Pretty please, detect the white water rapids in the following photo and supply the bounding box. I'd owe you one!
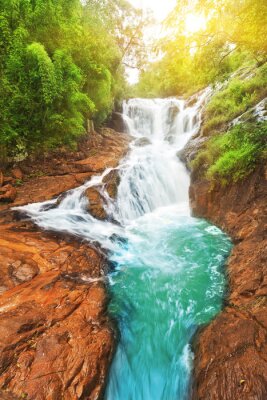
[16,89,232,400]
[17,90,210,243]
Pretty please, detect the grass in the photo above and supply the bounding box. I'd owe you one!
[202,63,267,134]
[191,122,267,184]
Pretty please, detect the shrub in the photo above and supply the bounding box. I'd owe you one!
[192,122,267,183]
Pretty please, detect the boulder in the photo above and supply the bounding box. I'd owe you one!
[103,169,120,199]
[85,187,107,220]
[85,170,121,220]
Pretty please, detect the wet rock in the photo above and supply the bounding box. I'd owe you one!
[178,135,208,169]
[85,187,107,220]
[103,169,121,199]
[191,166,267,399]
[0,129,130,211]
[0,286,8,295]
[85,170,121,220]
[108,112,128,133]
[167,105,180,124]
[185,92,199,108]
[0,184,17,202]
[135,137,152,147]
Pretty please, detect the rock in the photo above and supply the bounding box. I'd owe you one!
[0,129,130,210]
[0,271,114,400]
[85,187,107,220]
[0,286,8,295]
[85,170,121,220]
[11,167,23,180]
[10,261,39,283]
[0,126,130,399]
[0,391,20,400]
[185,92,200,108]
[135,137,152,147]
[0,184,17,202]
[3,176,13,184]
[103,169,120,199]
[0,197,114,400]
[108,112,128,133]
[178,135,208,169]
[0,171,3,187]
[167,105,180,124]
[190,166,267,399]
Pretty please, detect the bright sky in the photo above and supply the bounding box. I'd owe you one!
[128,0,177,22]
[126,1,206,84]
[127,0,177,84]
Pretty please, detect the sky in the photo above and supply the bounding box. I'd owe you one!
[128,0,177,22]
[126,0,177,84]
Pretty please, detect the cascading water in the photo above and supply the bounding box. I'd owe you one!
[17,90,232,400]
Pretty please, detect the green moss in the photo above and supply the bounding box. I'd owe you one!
[192,122,267,184]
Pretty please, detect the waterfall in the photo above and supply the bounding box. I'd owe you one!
[16,90,209,248]
[16,89,231,400]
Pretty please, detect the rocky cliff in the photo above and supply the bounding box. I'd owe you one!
[190,165,267,399]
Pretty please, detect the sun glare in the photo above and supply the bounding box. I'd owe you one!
[185,13,206,34]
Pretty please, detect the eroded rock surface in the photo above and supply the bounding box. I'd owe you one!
[190,166,267,400]
[0,128,130,399]
[85,169,121,220]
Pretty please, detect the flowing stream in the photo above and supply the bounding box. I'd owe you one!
[18,92,232,400]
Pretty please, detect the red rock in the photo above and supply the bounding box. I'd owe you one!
[85,187,107,220]
[103,169,120,199]
[0,129,130,211]
[11,167,23,180]
[3,176,13,184]
[0,171,3,187]
[0,127,130,399]
[0,184,17,202]
[190,166,267,399]
[0,271,114,400]
[0,391,19,399]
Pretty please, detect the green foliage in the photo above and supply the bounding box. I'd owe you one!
[136,0,267,98]
[192,122,267,183]
[0,0,137,160]
[203,63,267,133]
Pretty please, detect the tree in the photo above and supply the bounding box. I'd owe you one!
[136,0,267,97]
[0,0,132,158]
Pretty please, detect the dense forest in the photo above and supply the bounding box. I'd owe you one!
[0,0,145,161]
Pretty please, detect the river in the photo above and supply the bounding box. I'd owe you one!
[18,92,232,400]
